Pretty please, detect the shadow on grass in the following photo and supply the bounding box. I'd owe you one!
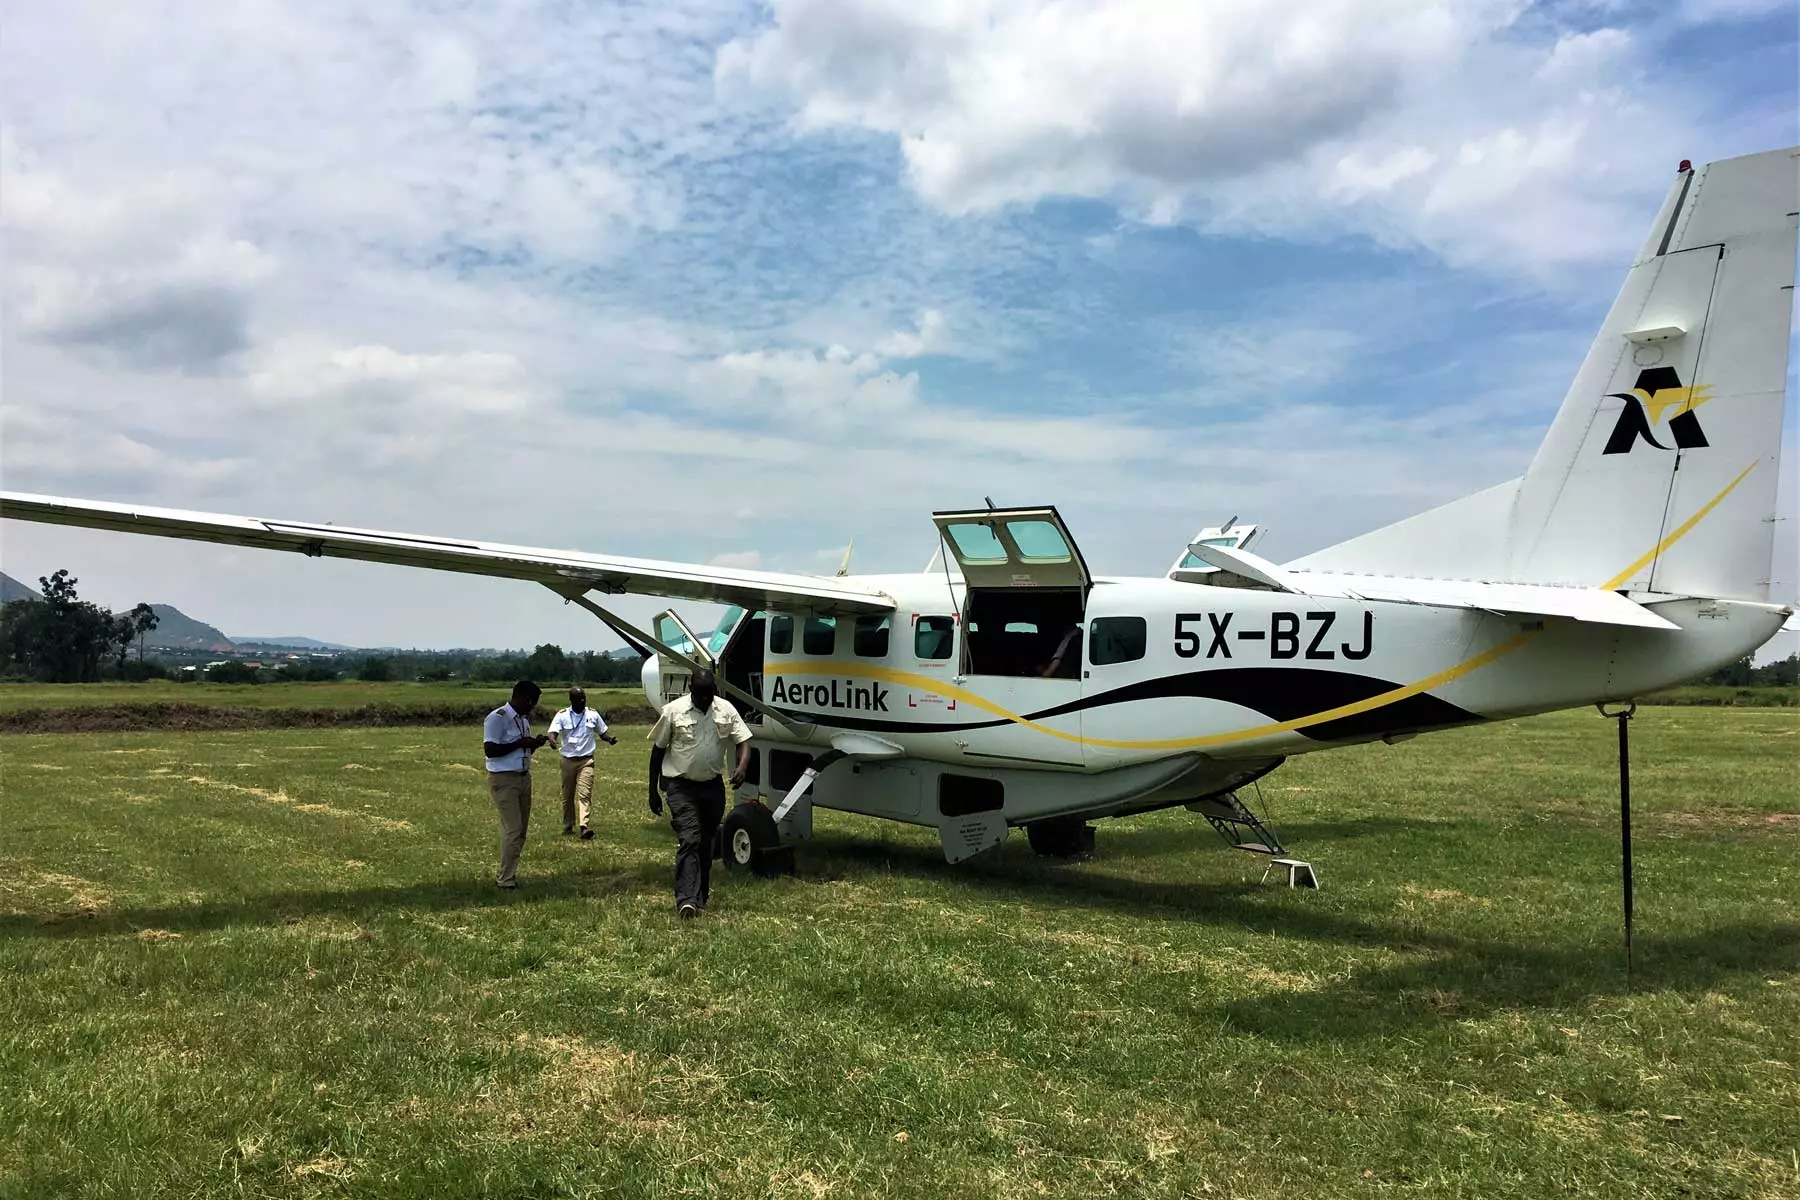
[1099,814,1443,858]
[797,833,1800,1039]
[0,860,670,941]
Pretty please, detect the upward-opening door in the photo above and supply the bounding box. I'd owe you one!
[930,507,1092,766]
[651,609,713,708]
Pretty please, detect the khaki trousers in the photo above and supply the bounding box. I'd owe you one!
[560,754,595,830]
[489,770,532,885]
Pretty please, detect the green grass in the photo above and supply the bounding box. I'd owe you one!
[1645,684,1798,707]
[0,681,643,714]
[1,709,1795,1198]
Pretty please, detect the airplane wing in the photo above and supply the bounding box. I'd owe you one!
[0,492,895,615]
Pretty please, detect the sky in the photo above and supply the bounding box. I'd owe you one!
[1,0,1796,658]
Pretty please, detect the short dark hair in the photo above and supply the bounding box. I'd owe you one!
[512,679,541,701]
[690,669,716,692]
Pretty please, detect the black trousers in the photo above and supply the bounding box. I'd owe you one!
[665,776,727,909]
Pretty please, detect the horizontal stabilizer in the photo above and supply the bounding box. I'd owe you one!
[1296,573,1681,630]
[1184,541,1676,629]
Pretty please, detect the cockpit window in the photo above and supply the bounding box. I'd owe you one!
[655,614,698,657]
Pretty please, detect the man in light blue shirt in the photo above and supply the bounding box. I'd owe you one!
[482,680,548,888]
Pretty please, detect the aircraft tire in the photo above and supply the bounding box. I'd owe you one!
[1026,817,1095,859]
[721,802,781,874]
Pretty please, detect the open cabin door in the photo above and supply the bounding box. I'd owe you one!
[651,609,713,708]
[930,507,1092,766]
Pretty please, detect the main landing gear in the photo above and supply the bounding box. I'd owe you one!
[717,801,794,877]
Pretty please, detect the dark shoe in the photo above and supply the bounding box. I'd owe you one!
[579,826,594,840]
[496,879,519,890]
[561,827,574,836]
[678,903,699,919]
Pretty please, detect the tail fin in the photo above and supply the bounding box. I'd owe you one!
[1507,147,1798,600]
[1286,148,1797,600]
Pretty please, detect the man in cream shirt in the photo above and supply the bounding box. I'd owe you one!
[647,669,753,918]
[547,685,618,839]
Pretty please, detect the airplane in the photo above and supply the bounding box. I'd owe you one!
[4,146,1796,893]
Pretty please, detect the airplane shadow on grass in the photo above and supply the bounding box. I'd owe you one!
[795,832,1800,1043]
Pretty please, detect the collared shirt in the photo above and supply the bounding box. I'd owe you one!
[483,702,535,773]
[649,694,753,780]
[549,706,609,757]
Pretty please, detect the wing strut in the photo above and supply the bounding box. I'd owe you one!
[541,582,814,735]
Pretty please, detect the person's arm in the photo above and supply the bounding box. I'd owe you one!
[647,746,667,814]
[646,712,672,814]
[483,712,537,758]
[725,707,754,788]
[594,712,617,746]
[546,713,563,751]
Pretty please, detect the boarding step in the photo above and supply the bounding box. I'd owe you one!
[1186,789,1287,856]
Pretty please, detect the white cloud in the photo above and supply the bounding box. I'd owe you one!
[718,1,1713,271]
[873,309,951,359]
[248,341,538,416]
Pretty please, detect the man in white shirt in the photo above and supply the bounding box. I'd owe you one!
[482,679,549,889]
[647,668,753,918]
[548,685,618,840]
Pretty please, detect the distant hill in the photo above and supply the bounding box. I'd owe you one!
[144,604,235,651]
[1,572,41,604]
[231,635,352,650]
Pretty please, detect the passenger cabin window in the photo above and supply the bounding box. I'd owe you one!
[853,615,891,657]
[768,615,794,655]
[803,615,837,655]
[915,616,954,660]
[1089,616,1147,665]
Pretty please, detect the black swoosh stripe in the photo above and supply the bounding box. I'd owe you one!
[769,667,1482,742]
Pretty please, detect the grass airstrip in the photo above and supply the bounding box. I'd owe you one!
[0,691,1794,1198]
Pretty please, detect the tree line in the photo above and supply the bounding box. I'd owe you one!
[0,571,645,686]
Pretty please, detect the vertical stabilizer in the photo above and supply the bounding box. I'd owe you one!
[1507,148,1798,600]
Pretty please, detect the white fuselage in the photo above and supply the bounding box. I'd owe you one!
[647,572,1787,831]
